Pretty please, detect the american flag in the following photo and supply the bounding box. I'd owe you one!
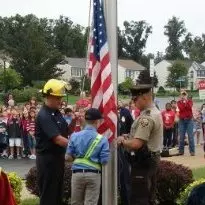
[87,0,117,142]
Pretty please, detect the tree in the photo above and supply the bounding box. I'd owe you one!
[81,75,91,93]
[137,69,158,87]
[0,68,22,91]
[164,16,186,60]
[53,16,86,57]
[183,33,205,63]
[69,79,80,95]
[0,14,64,85]
[118,27,127,58]
[154,51,165,64]
[120,21,152,66]
[166,61,188,89]
[118,77,134,95]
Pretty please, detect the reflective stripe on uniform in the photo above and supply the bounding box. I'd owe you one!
[73,134,103,170]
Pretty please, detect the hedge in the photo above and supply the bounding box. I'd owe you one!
[177,178,205,205]
[26,163,72,204]
[8,172,23,205]
[11,88,42,103]
[26,161,193,205]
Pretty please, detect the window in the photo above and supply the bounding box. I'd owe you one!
[125,70,135,79]
[71,68,84,77]
[190,71,194,78]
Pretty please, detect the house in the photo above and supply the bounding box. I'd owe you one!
[118,59,146,84]
[0,58,10,69]
[58,57,146,84]
[154,60,205,90]
[57,57,87,82]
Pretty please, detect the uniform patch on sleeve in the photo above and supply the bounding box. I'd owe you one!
[139,118,149,127]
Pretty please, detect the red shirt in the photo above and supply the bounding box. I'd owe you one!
[21,119,30,134]
[161,110,175,128]
[177,99,193,120]
[27,119,35,133]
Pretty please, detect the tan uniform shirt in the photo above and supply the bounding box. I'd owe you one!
[130,105,163,152]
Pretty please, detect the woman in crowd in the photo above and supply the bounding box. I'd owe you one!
[21,110,30,158]
[162,103,176,149]
[27,110,36,160]
[7,110,22,159]
[193,107,202,145]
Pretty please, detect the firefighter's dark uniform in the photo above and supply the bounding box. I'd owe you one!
[35,79,71,205]
[129,85,163,205]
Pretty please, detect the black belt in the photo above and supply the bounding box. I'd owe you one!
[72,169,101,174]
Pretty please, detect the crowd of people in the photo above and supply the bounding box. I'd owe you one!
[0,94,92,160]
[0,90,204,161]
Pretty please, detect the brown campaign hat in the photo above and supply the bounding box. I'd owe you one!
[130,84,152,97]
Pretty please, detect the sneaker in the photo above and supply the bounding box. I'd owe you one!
[178,152,184,156]
[17,155,22,160]
[29,154,36,160]
[190,153,195,156]
[1,153,8,159]
[8,155,14,160]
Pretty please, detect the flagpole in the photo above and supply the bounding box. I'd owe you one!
[102,0,118,205]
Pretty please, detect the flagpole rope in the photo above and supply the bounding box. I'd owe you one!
[81,0,92,96]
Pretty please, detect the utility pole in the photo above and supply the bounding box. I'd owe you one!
[103,0,118,205]
[3,59,6,93]
[150,59,154,93]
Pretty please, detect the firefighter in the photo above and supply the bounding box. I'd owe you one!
[36,79,71,205]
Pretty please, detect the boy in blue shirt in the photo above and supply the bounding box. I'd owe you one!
[66,108,110,205]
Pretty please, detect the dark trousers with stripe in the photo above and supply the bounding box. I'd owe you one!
[36,153,65,205]
[130,157,159,205]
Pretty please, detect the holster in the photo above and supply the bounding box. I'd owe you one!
[126,145,154,168]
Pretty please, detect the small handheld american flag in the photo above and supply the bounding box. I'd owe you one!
[87,0,117,142]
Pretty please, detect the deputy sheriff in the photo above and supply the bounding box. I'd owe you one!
[117,84,163,205]
[66,108,110,205]
[36,79,71,205]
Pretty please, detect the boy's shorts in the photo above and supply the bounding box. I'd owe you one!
[28,136,36,149]
[9,138,22,147]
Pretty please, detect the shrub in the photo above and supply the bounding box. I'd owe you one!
[11,87,42,103]
[156,161,194,204]
[157,86,166,94]
[32,81,46,89]
[8,172,23,205]
[26,163,72,204]
[118,77,133,95]
[69,79,80,95]
[177,178,205,205]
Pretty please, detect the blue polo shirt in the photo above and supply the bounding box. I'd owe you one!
[66,125,110,170]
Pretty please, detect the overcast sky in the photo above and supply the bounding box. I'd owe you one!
[1,0,205,54]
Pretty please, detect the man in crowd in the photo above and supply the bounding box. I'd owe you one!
[177,91,195,156]
[66,108,110,205]
[36,79,71,205]
[117,84,163,205]
[118,101,134,205]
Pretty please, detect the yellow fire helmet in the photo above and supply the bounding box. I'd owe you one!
[42,79,72,97]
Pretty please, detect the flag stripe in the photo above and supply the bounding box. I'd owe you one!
[87,0,117,142]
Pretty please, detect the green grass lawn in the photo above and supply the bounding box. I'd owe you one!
[21,198,39,205]
[192,167,205,180]
[63,95,80,105]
